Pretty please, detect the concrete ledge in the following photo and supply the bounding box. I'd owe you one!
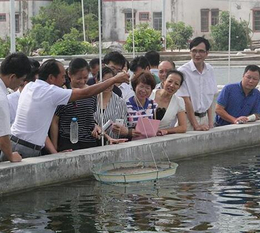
[1,122,260,195]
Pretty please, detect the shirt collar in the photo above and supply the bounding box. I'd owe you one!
[0,78,8,95]
[189,59,209,73]
[239,81,255,96]
[129,96,150,110]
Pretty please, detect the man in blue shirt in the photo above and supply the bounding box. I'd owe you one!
[215,65,260,126]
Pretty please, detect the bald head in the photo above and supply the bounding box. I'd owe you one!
[158,61,174,83]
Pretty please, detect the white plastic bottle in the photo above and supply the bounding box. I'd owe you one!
[70,117,78,144]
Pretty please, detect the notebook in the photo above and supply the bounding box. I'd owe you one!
[135,118,161,139]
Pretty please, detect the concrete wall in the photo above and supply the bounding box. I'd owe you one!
[1,122,260,195]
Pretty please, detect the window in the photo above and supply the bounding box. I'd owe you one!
[211,9,219,26]
[15,14,20,33]
[139,12,149,21]
[201,9,209,32]
[253,10,260,32]
[153,12,162,31]
[125,12,135,33]
[0,14,6,22]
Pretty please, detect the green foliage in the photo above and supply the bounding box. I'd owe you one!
[211,11,250,51]
[0,38,10,58]
[31,0,81,38]
[78,13,98,42]
[30,19,60,53]
[16,34,36,56]
[166,21,193,50]
[49,28,95,55]
[124,23,162,52]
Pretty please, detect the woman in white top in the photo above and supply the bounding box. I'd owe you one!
[150,70,187,135]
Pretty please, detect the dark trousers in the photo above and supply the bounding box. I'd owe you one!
[58,136,97,152]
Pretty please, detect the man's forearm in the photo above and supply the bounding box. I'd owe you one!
[0,135,13,160]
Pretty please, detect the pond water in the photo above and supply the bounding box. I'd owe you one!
[214,66,244,85]
[1,146,260,232]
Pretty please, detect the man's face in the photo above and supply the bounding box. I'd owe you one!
[53,63,66,87]
[91,64,99,77]
[9,74,26,90]
[242,70,260,92]
[190,42,208,66]
[107,61,122,75]
[158,61,173,83]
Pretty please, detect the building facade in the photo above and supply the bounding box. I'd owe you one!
[102,0,260,42]
[0,0,51,39]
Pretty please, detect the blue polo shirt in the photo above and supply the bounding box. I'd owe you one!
[215,82,260,126]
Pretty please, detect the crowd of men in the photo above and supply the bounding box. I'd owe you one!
[0,36,259,163]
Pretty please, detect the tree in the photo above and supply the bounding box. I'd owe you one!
[124,23,162,52]
[49,28,96,55]
[78,13,99,42]
[211,11,250,51]
[0,37,10,58]
[166,21,193,51]
[31,0,81,39]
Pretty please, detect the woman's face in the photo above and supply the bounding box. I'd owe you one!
[70,68,89,89]
[102,72,114,92]
[163,73,182,95]
[135,81,152,101]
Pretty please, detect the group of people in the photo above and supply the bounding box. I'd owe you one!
[0,36,259,163]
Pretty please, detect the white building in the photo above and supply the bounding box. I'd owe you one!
[102,0,260,42]
[0,0,51,39]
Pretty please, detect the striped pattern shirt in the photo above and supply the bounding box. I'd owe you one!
[126,96,157,128]
[94,93,128,138]
[55,96,97,143]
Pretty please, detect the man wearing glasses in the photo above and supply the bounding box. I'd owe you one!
[177,37,218,131]
[215,65,260,126]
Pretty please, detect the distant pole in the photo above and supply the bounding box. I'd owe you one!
[132,0,135,58]
[81,0,86,42]
[228,0,231,83]
[10,0,16,53]
[162,0,166,51]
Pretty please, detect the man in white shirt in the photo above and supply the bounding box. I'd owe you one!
[177,37,218,131]
[6,59,129,159]
[0,52,31,162]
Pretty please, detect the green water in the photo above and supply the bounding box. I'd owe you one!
[0,146,260,232]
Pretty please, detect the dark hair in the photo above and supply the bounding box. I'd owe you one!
[68,58,90,75]
[25,59,40,82]
[0,52,31,78]
[190,37,211,51]
[96,66,115,81]
[124,58,130,71]
[145,51,160,67]
[131,71,156,92]
[166,70,184,86]
[89,58,100,69]
[103,51,125,69]
[38,59,62,81]
[243,65,260,76]
[129,56,150,72]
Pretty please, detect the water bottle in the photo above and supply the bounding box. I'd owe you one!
[70,117,78,144]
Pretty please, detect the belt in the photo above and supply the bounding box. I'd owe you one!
[10,135,42,151]
[194,111,207,118]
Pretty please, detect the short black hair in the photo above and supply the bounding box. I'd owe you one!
[25,59,40,82]
[38,59,62,81]
[96,66,115,81]
[68,58,90,75]
[145,51,160,67]
[129,56,150,72]
[243,65,260,76]
[131,71,156,92]
[103,51,125,69]
[190,37,211,51]
[1,52,31,78]
[89,58,100,69]
[166,70,184,86]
